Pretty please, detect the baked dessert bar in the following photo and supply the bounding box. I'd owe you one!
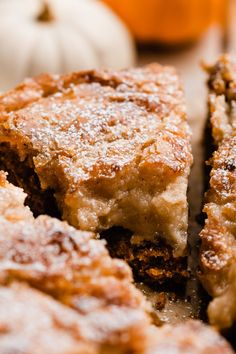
[0,174,233,354]
[0,64,192,284]
[200,54,236,329]
[0,171,151,353]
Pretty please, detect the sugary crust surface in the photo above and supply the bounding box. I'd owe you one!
[200,54,236,329]
[0,285,233,354]
[0,283,95,354]
[0,65,192,255]
[147,320,234,354]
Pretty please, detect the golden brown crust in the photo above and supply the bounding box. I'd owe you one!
[200,54,236,329]
[0,64,192,259]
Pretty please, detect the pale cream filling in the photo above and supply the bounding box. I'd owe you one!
[63,175,188,257]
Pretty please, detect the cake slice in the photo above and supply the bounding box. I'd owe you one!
[0,173,233,354]
[0,171,151,353]
[0,64,192,284]
[200,54,236,329]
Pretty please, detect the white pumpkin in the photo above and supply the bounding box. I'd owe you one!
[0,0,135,90]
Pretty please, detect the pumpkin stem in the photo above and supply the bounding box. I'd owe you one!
[37,1,54,22]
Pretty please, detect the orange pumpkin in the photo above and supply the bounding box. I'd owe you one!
[102,0,226,44]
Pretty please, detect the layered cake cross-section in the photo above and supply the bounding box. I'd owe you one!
[0,64,192,284]
[200,54,236,330]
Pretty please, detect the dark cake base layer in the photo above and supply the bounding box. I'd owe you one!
[102,227,189,286]
[0,143,60,218]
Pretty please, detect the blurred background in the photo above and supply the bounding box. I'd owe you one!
[0,0,231,91]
